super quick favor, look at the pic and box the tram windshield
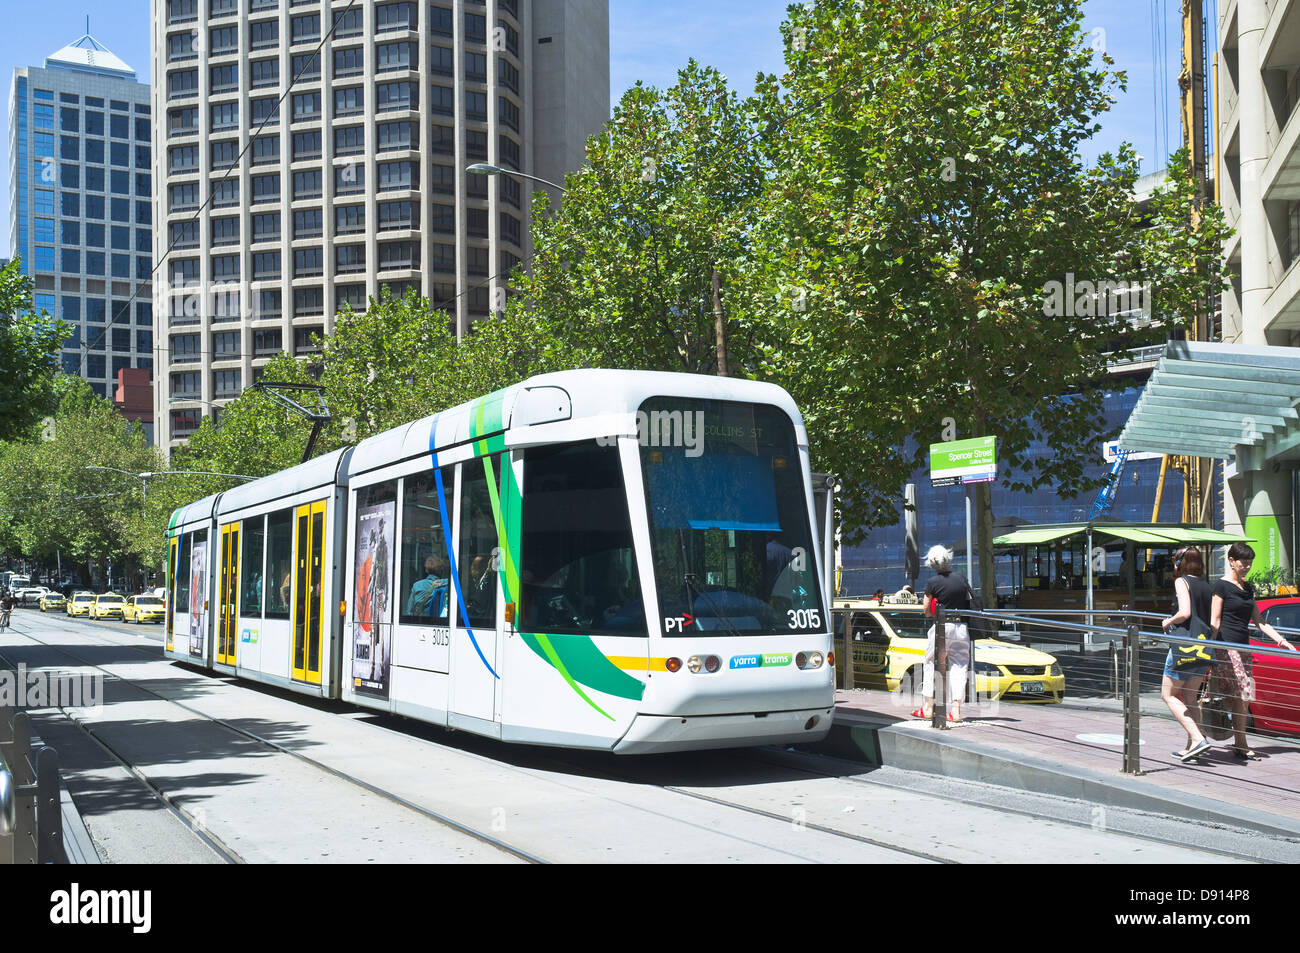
[639,397,823,636]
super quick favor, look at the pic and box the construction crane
[1090,448,1130,520]
[1151,0,1217,526]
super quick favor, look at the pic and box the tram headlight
[687,655,703,674]
[704,655,721,673]
[795,652,825,670]
[665,657,683,673]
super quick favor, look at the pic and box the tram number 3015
[787,609,821,630]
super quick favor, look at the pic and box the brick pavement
[835,688,1300,824]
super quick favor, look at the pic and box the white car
[15,585,50,606]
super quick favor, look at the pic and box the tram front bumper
[614,706,834,754]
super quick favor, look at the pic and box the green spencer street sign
[930,436,997,487]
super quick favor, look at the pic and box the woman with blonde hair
[917,545,971,722]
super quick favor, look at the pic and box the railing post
[0,707,13,865]
[1122,623,1143,775]
[9,710,35,863]
[932,603,947,729]
[35,746,64,864]
[843,612,853,691]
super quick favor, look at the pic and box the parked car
[1250,596,1300,735]
[66,591,96,617]
[38,592,67,612]
[122,594,165,624]
[89,593,126,620]
[832,596,1065,704]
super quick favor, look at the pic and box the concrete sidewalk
[826,688,1300,841]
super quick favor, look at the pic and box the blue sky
[1,0,1188,257]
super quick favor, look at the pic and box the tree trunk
[712,266,728,377]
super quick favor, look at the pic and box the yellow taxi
[123,594,165,624]
[66,591,96,617]
[832,596,1065,705]
[38,591,67,612]
[89,593,126,620]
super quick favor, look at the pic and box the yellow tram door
[166,536,177,652]
[291,501,326,684]
[216,523,240,667]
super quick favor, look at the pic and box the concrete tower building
[151,0,610,449]
[8,33,155,418]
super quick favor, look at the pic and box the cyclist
[0,590,13,629]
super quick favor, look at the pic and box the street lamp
[83,466,260,505]
[466,163,567,194]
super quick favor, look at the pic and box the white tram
[164,370,834,753]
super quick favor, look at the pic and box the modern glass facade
[8,37,153,402]
[840,381,1192,597]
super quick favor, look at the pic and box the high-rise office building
[8,34,155,407]
[151,0,610,448]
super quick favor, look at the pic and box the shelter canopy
[1117,341,1300,461]
[993,522,1252,548]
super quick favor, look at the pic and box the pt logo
[664,612,694,634]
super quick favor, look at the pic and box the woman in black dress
[1209,542,1295,760]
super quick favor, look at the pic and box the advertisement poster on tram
[189,539,208,658]
[353,501,395,698]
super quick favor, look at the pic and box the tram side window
[240,515,265,616]
[520,441,645,635]
[400,470,455,624]
[174,533,192,614]
[264,508,294,619]
[457,458,497,629]
[354,481,398,627]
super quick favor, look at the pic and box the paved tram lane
[0,610,1273,863]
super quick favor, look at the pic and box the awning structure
[1117,341,1300,461]
[993,522,1252,548]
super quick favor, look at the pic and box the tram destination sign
[929,435,997,487]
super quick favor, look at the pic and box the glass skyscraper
[8,33,154,406]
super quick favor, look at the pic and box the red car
[1250,596,1300,735]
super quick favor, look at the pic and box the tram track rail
[1,616,546,864]
[733,746,1290,864]
[8,616,934,863]
[7,612,1289,864]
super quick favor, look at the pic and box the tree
[1137,147,1234,336]
[0,258,70,441]
[0,376,165,585]
[512,61,765,375]
[740,0,1160,600]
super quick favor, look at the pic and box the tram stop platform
[823,689,1300,840]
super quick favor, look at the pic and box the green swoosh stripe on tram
[474,396,644,712]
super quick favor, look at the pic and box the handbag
[1171,616,1213,669]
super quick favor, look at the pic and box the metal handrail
[967,608,1300,657]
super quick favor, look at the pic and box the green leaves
[0,258,71,442]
